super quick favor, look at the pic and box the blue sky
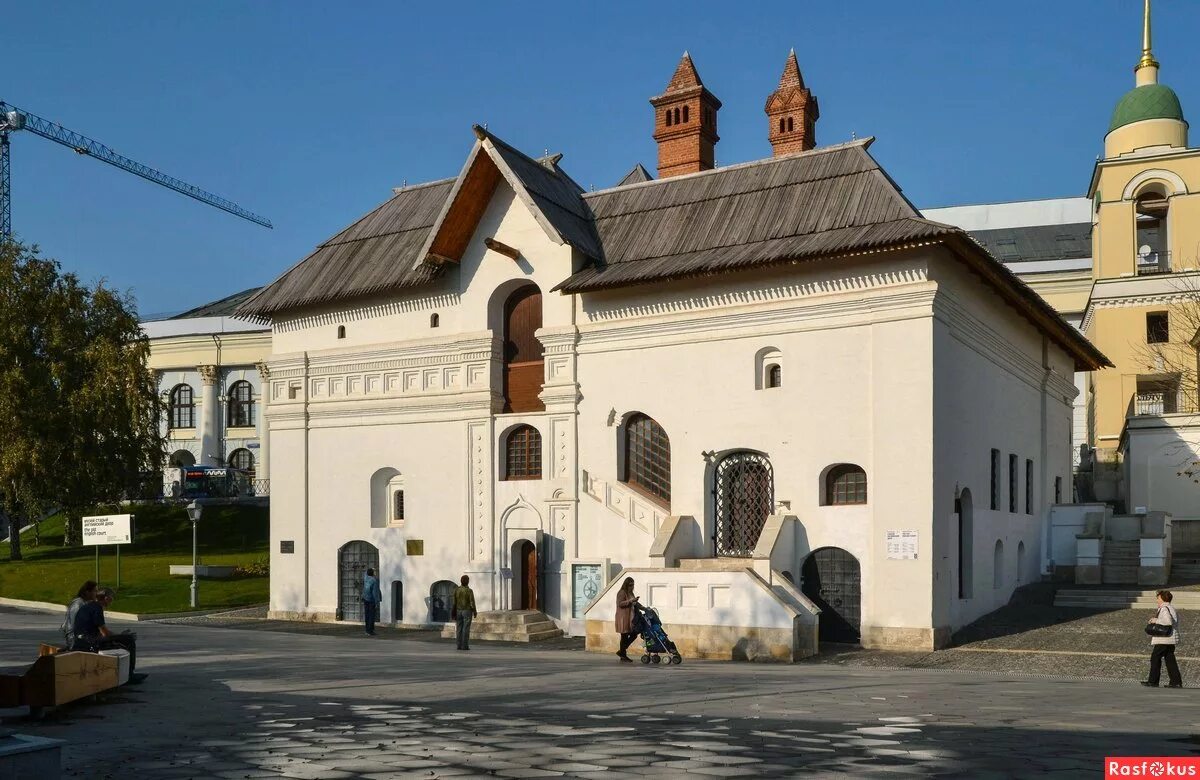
[4,1,1197,316]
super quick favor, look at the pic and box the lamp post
[186,500,203,608]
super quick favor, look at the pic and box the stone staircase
[438,610,563,643]
[1054,588,1200,610]
[677,557,756,572]
[1101,540,1140,584]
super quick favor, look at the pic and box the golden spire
[1137,0,1159,72]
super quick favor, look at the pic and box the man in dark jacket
[451,575,477,651]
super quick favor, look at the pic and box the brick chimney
[765,49,819,156]
[650,52,721,178]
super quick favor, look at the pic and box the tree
[0,240,166,558]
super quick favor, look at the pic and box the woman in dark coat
[615,577,639,663]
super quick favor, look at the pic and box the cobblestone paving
[1,607,1198,778]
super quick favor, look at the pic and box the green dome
[1109,84,1186,133]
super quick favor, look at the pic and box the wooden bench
[0,651,119,717]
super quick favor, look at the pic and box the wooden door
[503,286,544,413]
[519,540,538,610]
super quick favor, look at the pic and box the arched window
[993,539,1004,589]
[502,285,544,413]
[825,464,867,505]
[779,117,785,134]
[229,448,255,478]
[1135,191,1169,273]
[430,580,456,623]
[227,380,255,428]
[682,105,689,123]
[337,325,346,339]
[1016,541,1026,582]
[169,384,195,429]
[665,109,673,127]
[623,413,670,505]
[394,489,405,522]
[766,364,782,389]
[713,451,774,557]
[673,107,680,125]
[787,116,794,132]
[504,425,542,480]
[430,313,440,328]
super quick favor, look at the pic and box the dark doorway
[502,285,545,413]
[957,489,974,599]
[713,451,774,557]
[337,541,379,622]
[518,540,538,610]
[429,580,456,623]
[801,547,861,643]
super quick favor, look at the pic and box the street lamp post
[186,501,203,608]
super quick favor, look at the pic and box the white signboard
[885,530,918,560]
[82,514,133,546]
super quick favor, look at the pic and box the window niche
[754,347,784,391]
[370,467,405,528]
[821,464,867,506]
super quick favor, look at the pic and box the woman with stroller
[614,577,640,663]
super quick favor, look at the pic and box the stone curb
[0,597,267,622]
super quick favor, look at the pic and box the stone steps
[438,610,563,643]
[678,557,756,572]
[1055,588,1200,610]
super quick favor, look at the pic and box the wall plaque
[406,539,424,556]
[571,563,603,618]
[280,540,295,554]
[885,530,918,560]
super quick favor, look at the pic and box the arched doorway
[169,450,196,468]
[515,540,538,610]
[429,580,456,623]
[337,541,379,622]
[801,547,861,643]
[713,451,773,557]
[502,285,544,413]
[957,489,974,599]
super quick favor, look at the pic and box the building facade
[239,53,1103,653]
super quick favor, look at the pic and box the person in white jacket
[1141,590,1183,688]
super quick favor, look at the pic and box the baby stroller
[632,603,682,665]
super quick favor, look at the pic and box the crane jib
[0,100,272,235]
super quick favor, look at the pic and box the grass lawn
[0,503,269,614]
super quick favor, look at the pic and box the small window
[1009,454,1018,513]
[1025,458,1033,514]
[993,540,1004,589]
[779,117,785,134]
[337,325,346,339]
[787,116,794,132]
[1147,312,1169,344]
[765,364,782,389]
[430,313,440,328]
[504,425,542,480]
[1054,476,1062,504]
[393,490,405,522]
[673,107,680,125]
[826,464,867,505]
[682,105,689,123]
[665,109,672,127]
[990,449,1000,510]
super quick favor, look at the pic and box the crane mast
[0,101,271,237]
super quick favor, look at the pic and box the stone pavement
[1,607,1198,778]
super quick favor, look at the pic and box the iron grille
[625,413,670,504]
[429,580,456,623]
[504,425,542,480]
[713,451,774,557]
[337,541,379,622]
[801,547,861,643]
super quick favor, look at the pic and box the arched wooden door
[503,286,544,413]
[801,547,861,643]
[338,541,379,622]
[518,540,538,610]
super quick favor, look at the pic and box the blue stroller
[632,603,683,665]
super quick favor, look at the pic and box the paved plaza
[1,606,1197,778]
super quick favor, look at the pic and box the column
[198,365,219,466]
[255,361,271,482]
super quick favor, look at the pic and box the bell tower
[650,52,721,178]
[765,49,819,156]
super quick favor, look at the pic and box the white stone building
[238,56,1105,655]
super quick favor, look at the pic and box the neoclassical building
[239,52,1103,655]
[142,288,272,485]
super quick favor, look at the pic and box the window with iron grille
[504,425,542,480]
[826,464,867,505]
[1009,454,1018,513]
[1025,459,1033,514]
[766,364,782,389]
[228,448,255,478]
[713,451,774,557]
[393,490,405,522]
[169,384,195,429]
[623,413,670,505]
[990,449,1000,510]
[227,381,255,428]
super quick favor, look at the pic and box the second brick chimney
[765,49,818,156]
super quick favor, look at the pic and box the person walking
[1142,589,1183,688]
[615,577,640,663]
[362,567,382,636]
[451,575,477,651]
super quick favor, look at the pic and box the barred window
[990,449,1000,510]
[169,384,195,429]
[227,381,255,428]
[1009,454,1018,513]
[393,490,405,522]
[623,413,670,505]
[826,464,867,505]
[228,448,255,478]
[1025,458,1033,514]
[766,364,782,389]
[504,425,542,480]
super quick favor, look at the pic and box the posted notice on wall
[82,514,133,546]
[885,530,918,560]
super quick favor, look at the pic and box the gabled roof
[968,223,1092,264]
[171,287,263,319]
[617,163,654,187]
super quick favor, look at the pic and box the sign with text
[82,514,133,546]
[885,530,918,560]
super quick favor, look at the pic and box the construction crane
[0,101,271,237]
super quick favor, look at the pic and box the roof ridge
[391,175,458,194]
[585,138,876,199]
[320,221,440,249]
